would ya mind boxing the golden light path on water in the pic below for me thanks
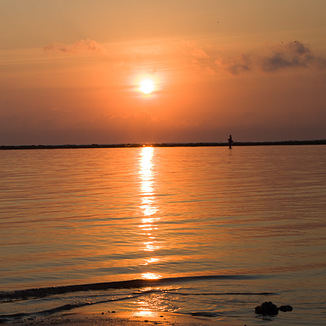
[136,146,164,316]
[138,146,161,281]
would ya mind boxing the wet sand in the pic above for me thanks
[8,311,240,326]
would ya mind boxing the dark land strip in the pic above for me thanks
[1,139,326,150]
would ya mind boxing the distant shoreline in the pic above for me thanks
[1,139,325,150]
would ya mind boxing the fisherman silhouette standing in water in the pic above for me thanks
[228,135,233,149]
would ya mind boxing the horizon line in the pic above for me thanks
[1,139,326,150]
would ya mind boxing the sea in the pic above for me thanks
[0,145,325,325]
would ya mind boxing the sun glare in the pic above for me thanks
[141,272,161,280]
[139,79,155,94]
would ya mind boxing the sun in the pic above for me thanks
[139,79,155,94]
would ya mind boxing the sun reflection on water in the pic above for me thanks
[138,146,161,280]
[144,258,159,265]
[133,309,155,318]
[139,147,155,196]
[141,272,162,280]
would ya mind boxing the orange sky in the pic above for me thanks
[1,0,326,145]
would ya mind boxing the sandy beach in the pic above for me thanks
[8,311,239,326]
[4,293,243,326]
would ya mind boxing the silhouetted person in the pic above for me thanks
[228,135,233,149]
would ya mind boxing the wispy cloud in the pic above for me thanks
[216,54,252,75]
[44,39,104,55]
[216,41,326,75]
[182,41,218,75]
[261,41,314,72]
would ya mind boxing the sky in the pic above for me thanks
[1,0,326,145]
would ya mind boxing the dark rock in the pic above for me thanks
[255,302,279,315]
[279,305,293,312]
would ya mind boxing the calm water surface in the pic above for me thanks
[0,146,325,325]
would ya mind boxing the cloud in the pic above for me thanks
[216,41,326,75]
[44,39,104,55]
[216,54,252,75]
[190,47,209,59]
[261,41,314,72]
[181,41,218,75]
